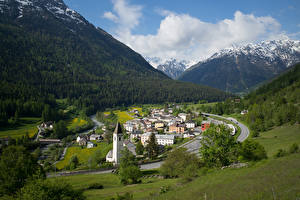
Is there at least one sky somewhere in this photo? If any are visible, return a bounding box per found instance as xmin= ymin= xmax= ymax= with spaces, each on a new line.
xmin=64 ymin=0 xmax=300 ymax=63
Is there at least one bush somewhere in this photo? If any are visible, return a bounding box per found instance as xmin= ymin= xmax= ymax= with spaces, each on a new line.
xmin=160 ymin=148 xmax=200 ymax=181
xmin=240 ymin=140 xmax=267 ymax=161
xmin=289 ymin=143 xmax=299 ymax=154
xmin=274 ymin=149 xmax=287 ymax=158
xmin=86 ymin=183 xmax=103 ymax=190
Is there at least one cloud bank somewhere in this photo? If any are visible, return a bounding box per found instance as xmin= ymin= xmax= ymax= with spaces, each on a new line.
xmin=104 ymin=0 xmax=286 ymax=63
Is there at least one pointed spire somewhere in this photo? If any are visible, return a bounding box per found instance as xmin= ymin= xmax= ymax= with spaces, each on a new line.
xmin=114 ymin=122 xmax=123 ymax=134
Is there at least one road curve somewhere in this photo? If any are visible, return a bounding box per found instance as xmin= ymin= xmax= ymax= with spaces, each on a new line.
xmin=202 ymin=113 xmax=250 ymax=142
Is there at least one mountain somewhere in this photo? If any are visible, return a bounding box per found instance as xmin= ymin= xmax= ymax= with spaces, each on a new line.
xmin=0 ymin=0 xmax=232 ymax=122
xmin=178 ymin=40 xmax=300 ymax=94
xmin=145 ymin=57 xmax=193 ymax=79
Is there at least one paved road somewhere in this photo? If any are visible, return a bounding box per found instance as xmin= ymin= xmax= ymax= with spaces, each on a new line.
xmin=202 ymin=113 xmax=250 ymax=142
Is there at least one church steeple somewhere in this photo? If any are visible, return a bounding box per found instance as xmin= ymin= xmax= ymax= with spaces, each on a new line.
xmin=114 ymin=122 xmax=123 ymax=135
xmin=113 ymin=122 xmax=123 ymax=165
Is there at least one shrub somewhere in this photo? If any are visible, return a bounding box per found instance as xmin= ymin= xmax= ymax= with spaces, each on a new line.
xmin=86 ymin=183 xmax=103 ymax=190
xmin=289 ymin=143 xmax=299 ymax=154
xmin=240 ymin=140 xmax=267 ymax=161
xmin=274 ymin=149 xmax=287 ymax=158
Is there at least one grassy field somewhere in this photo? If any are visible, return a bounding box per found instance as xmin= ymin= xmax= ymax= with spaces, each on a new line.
xmin=0 ymin=117 xmax=40 ymax=138
xmin=56 ymin=170 xmax=177 ymax=200
xmin=104 ymin=110 xmax=134 ymax=124
xmin=253 ymin=124 xmax=300 ymax=157
xmin=156 ymin=153 xmax=300 ymax=200
xmin=67 ymin=117 xmax=89 ymax=131
xmin=56 ymin=142 xmax=112 ymax=170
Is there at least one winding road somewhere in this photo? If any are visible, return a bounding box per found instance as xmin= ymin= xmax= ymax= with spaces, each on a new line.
xmin=202 ymin=113 xmax=250 ymax=142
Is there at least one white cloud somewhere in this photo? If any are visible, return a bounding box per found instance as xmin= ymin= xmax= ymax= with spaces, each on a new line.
xmin=103 ymin=11 xmax=118 ymax=22
xmin=104 ymin=1 xmax=286 ymax=63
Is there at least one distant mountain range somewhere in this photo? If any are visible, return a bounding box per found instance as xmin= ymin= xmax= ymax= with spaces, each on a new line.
xmin=145 ymin=57 xmax=194 ymax=79
xmin=178 ymin=39 xmax=300 ymax=93
xmin=0 ymin=0 xmax=231 ymax=116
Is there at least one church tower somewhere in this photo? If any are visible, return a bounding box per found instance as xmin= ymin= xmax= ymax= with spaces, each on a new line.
xmin=113 ymin=122 xmax=123 ymax=165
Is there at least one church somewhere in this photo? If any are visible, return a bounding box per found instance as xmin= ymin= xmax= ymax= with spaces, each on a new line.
xmin=106 ymin=122 xmax=123 ymax=165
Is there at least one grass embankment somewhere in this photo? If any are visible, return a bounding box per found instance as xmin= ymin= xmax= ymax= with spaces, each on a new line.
xmin=56 ymin=142 xmax=112 ymax=170
xmin=254 ymin=124 xmax=300 ymax=157
xmin=60 ymin=124 xmax=300 ymax=200
xmin=0 ymin=117 xmax=40 ymax=138
xmin=56 ymin=170 xmax=177 ymax=200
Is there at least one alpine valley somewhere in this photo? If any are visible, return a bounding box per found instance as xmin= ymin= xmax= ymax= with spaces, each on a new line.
xmin=178 ymin=39 xmax=300 ymax=94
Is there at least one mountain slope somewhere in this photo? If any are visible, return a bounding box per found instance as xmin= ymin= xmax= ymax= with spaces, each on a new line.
xmin=245 ymin=63 xmax=300 ymax=133
xmin=156 ymin=59 xmax=189 ymax=79
xmin=178 ymin=40 xmax=300 ymax=93
xmin=0 ymin=0 xmax=232 ymax=122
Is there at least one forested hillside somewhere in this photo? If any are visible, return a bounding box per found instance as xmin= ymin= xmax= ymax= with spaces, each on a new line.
xmin=0 ymin=0 xmax=231 ymax=126
xmin=245 ymin=63 xmax=300 ymax=133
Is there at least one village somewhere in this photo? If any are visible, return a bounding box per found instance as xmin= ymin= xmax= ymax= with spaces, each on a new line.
xmin=73 ymin=106 xmax=237 ymax=165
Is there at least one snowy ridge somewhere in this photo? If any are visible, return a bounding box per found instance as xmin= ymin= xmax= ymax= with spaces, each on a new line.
xmin=0 ymin=0 xmax=87 ymax=24
xmin=145 ymin=57 xmax=194 ymax=79
xmin=208 ymin=39 xmax=300 ymax=67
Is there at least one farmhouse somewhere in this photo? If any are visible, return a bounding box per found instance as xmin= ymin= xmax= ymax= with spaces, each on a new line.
xmin=178 ymin=113 xmax=187 ymax=122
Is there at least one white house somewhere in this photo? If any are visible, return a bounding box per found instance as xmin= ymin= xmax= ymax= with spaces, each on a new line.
xmin=178 ymin=113 xmax=187 ymax=122
xmin=156 ymin=134 xmax=175 ymax=146
xmin=186 ymin=120 xmax=196 ymax=129
xmin=90 ymin=134 xmax=101 ymax=141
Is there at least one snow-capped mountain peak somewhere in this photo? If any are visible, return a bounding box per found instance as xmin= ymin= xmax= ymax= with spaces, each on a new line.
xmin=209 ymin=39 xmax=300 ymax=67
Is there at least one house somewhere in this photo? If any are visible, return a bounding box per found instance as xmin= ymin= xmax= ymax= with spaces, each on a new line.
xmin=78 ymin=137 xmax=87 ymax=146
xmin=143 ymin=120 xmax=152 ymax=128
xmin=156 ymin=134 xmax=175 ymax=146
xmin=141 ymin=132 xmax=152 ymax=146
xmin=87 ymin=141 xmax=95 ymax=148
xmin=154 ymin=121 xmax=164 ymax=130
xmin=41 ymin=121 xmax=54 ymax=130
xmin=169 ymin=123 xmax=185 ymax=134
xmin=90 ymin=134 xmax=101 ymax=141
xmin=124 ymin=122 xmax=134 ymax=132
xmin=186 ymin=120 xmax=196 ymax=129
xmin=178 ymin=113 xmax=187 ymax=122
xmin=130 ymin=130 xmax=143 ymax=142
xmin=201 ymin=121 xmax=211 ymax=131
